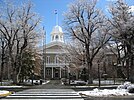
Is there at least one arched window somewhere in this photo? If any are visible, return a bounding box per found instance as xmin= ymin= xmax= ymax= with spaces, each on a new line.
xmin=55 ymin=55 xmax=59 ymax=63
xmin=55 ymin=35 xmax=59 ymax=40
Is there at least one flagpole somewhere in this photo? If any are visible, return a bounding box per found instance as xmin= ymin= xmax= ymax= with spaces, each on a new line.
xmin=55 ymin=10 xmax=58 ymax=25
xmin=56 ymin=12 xmax=58 ymax=25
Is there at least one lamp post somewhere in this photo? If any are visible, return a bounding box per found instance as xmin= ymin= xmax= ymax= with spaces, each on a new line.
xmin=98 ymin=63 xmax=101 ymax=88
xmin=31 ymin=65 xmax=34 ymax=85
xmin=31 ymin=57 xmax=35 ymax=85
xmin=68 ymin=69 xmax=70 ymax=85
xmin=65 ymin=65 xmax=67 ymax=84
xmin=113 ymin=62 xmax=117 ymax=84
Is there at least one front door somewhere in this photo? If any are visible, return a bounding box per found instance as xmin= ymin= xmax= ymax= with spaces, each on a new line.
xmin=54 ymin=68 xmax=59 ymax=79
xmin=55 ymin=72 xmax=59 ymax=78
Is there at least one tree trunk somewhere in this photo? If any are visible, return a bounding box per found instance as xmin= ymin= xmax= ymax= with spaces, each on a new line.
xmin=88 ymin=62 xmax=93 ymax=84
xmin=0 ymin=41 xmax=4 ymax=85
xmin=12 ymin=61 xmax=19 ymax=84
xmin=130 ymin=55 xmax=134 ymax=83
xmin=126 ymin=44 xmax=132 ymax=80
xmin=12 ymin=70 xmax=18 ymax=84
xmin=86 ymin=44 xmax=93 ymax=84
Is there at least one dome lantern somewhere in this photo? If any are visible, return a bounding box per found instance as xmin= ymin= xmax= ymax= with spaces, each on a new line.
xmin=51 ymin=25 xmax=64 ymax=42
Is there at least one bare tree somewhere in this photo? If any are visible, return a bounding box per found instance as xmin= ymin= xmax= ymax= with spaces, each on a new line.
xmin=66 ymin=40 xmax=84 ymax=65
xmin=108 ymin=0 xmax=134 ymax=82
xmin=0 ymin=1 xmax=42 ymax=84
xmin=64 ymin=0 xmax=111 ymax=83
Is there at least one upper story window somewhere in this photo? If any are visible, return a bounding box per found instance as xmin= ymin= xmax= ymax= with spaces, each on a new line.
xmin=46 ymin=56 xmax=50 ymax=63
xmin=55 ymin=55 xmax=59 ymax=63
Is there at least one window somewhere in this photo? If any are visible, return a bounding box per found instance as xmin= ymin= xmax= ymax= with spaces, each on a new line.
xmin=55 ymin=35 xmax=59 ymax=40
xmin=46 ymin=56 xmax=50 ymax=63
xmin=55 ymin=55 xmax=59 ymax=63
xmin=46 ymin=69 xmax=51 ymax=75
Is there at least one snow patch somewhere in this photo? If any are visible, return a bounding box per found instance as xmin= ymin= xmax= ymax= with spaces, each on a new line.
xmin=0 ymin=91 xmax=9 ymax=95
xmin=0 ymin=86 xmax=22 ymax=88
xmin=79 ymin=82 xmax=134 ymax=97
xmin=0 ymin=90 xmax=10 ymax=97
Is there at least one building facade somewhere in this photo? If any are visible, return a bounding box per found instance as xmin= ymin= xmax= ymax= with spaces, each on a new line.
xmin=45 ymin=25 xmax=69 ymax=80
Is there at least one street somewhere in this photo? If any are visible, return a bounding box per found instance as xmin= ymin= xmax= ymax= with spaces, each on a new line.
xmin=1 ymin=80 xmax=84 ymax=100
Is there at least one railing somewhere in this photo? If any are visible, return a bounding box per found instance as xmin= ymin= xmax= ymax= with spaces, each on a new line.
xmin=46 ymin=62 xmax=69 ymax=67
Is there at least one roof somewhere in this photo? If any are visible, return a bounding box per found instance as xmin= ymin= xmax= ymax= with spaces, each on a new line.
xmin=46 ymin=41 xmax=65 ymax=49
xmin=45 ymin=41 xmax=69 ymax=54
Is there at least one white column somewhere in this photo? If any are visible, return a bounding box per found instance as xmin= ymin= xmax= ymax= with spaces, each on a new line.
xmin=60 ymin=67 xmax=61 ymax=78
xmin=52 ymin=67 xmax=53 ymax=79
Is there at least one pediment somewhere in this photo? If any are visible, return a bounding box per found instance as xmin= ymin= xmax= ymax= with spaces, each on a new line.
xmin=46 ymin=42 xmax=65 ymax=50
xmin=46 ymin=45 xmax=62 ymax=50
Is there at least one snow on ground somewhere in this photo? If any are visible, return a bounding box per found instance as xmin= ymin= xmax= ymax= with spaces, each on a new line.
xmin=0 ymin=90 xmax=11 ymax=97
xmin=0 ymin=91 xmax=9 ymax=95
xmin=42 ymin=80 xmax=50 ymax=84
xmin=79 ymin=82 xmax=134 ymax=97
xmin=79 ymin=88 xmax=133 ymax=97
xmin=0 ymin=86 xmax=22 ymax=88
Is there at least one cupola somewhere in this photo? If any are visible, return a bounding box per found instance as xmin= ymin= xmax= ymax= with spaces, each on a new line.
xmin=51 ymin=25 xmax=64 ymax=42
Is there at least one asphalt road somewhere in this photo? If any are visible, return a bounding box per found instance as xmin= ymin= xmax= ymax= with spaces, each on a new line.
xmin=32 ymin=80 xmax=70 ymax=89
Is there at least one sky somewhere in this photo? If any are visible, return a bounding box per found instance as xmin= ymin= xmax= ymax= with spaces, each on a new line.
xmin=29 ymin=0 xmax=134 ymax=44
xmin=31 ymin=0 xmax=74 ymax=43
xmin=1 ymin=0 xmax=134 ymax=44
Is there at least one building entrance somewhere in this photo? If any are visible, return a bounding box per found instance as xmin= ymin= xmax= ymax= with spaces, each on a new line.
xmin=54 ymin=68 xmax=59 ymax=79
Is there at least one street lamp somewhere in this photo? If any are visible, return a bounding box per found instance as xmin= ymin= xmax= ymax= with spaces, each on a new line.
xmin=31 ymin=57 xmax=35 ymax=85
xmin=98 ymin=63 xmax=101 ymax=88
xmin=65 ymin=65 xmax=67 ymax=84
xmin=31 ymin=65 xmax=34 ymax=85
xmin=68 ymin=69 xmax=70 ymax=85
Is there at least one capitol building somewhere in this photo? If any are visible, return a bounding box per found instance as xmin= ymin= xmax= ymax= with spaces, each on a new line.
xmin=44 ymin=25 xmax=69 ymax=80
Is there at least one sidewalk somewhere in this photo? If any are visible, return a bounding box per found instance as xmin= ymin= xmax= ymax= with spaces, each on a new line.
xmin=0 ymin=80 xmax=50 ymax=98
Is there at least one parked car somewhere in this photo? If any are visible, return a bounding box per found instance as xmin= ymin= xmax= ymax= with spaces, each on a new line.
xmin=24 ymin=79 xmax=41 ymax=85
